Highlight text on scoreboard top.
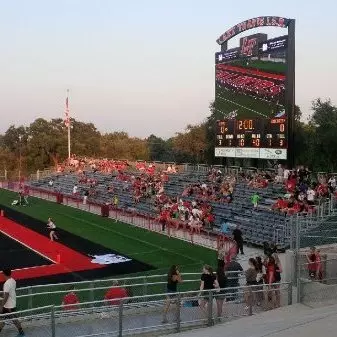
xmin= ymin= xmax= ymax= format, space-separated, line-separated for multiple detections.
xmin=216 ymin=16 xmax=291 ymax=45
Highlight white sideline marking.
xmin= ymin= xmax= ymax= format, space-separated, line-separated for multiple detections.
xmin=0 ymin=228 xmax=56 ymax=264
xmin=217 ymin=94 xmax=269 ymax=118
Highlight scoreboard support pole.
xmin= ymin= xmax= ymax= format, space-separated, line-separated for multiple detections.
xmin=286 ymin=19 xmax=296 ymax=169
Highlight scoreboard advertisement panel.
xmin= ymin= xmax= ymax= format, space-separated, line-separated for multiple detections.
xmin=214 ymin=17 xmax=295 ymax=162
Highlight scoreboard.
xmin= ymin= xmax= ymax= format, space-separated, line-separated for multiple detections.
xmin=215 ymin=118 xmax=287 ymax=160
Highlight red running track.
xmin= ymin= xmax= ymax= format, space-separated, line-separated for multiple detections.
xmin=0 ymin=217 xmax=104 ymax=282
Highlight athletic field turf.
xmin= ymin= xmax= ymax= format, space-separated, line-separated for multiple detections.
xmin=0 ymin=188 xmax=218 ymax=310
xmin=215 ymin=58 xmax=286 ymax=119
xmin=215 ymin=85 xmax=284 ymax=119
xmin=0 ymin=188 xmax=216 ymax=281
xmin=228 ymin=59 xmax=286 ymax=74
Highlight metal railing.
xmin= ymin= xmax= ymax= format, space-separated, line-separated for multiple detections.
xmin=16 ymin=272 xmax=248 ymax=311
xmin=2 ymin=283 xmax=292 ymax=337
xmin=287 ymin=195 xmax=337 ymax=250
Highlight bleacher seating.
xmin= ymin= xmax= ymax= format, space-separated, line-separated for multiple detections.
xmin=28 ymin=169 xmax=290 ymax=248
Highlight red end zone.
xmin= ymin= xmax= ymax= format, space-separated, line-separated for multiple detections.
xmin=0 ymin=218 xmax=104 ymax=282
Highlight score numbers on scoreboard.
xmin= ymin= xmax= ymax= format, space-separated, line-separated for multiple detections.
xmin=216 ymin=118 xmax=287 ymax=149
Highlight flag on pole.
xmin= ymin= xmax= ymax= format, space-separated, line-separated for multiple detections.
xmin=64 ymin=93 xmax=70 ymax=127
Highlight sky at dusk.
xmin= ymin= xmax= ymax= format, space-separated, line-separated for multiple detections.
xmin=1 ymin=0 xmax=336 ymax=138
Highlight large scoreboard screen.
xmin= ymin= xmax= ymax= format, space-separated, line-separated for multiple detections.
xmin=214 ymin=17 xmax=295 ymax=161
xmin=215 ymin=118 xmax=287 ymax=159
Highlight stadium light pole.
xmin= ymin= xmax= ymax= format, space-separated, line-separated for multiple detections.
xmin=18 ymin=135 xmax=22 ymax=181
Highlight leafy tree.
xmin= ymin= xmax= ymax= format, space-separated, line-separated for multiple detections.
xmin=71 ymin=120 xmax=101 ymax=157
xmin=2 ymin=125 xmax=28 ymax=154
xmin=172 ymin=124 xmax=207 ymax=163
xmin=26 ymin=118 xmax=67 ymax=169
xmin=309 ymin=99 xmax=337 ymax=171
xmin=147 ymin=135 xmax=174 ymax=162
xmin=101 ymin=132 xmax=149 ymax=160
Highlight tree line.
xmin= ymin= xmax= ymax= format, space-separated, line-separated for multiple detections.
xmin=0 ymin=98 xmax=337 ymax=176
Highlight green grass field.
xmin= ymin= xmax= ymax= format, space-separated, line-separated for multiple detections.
xmin=0 ymin=189 xmax=216 ymax=309
xmin=215 ymin=85 xmax=284 ymax=119
xmin=215 ymin=57 xmax=286 ymax=119
xmin=229 ymin=59 xmax=286 ymax=74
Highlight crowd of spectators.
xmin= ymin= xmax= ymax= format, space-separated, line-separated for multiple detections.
xmin=155 ymin=169 xmax=238 ymax=234
xmin=157 ymin=198 xmax=215 ymax=234
xmin=56 ymin=156 xmax=130 ymax=174
xmin=271 ymin=165 xmax=335 ymax=215
xmin=50 ymin=156 xmax=337 ymax=233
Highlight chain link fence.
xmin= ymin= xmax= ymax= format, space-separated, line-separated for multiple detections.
xmin=289 ymin=195 xmax=337 ymax=307
xmin=2 ymin=283 xmax=292 ymax=337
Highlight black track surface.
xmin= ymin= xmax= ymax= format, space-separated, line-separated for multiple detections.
xmin=0 ymin=231 xmax=52 ymax=269
xmin=0 ymin=204 xmax=154 ymax=287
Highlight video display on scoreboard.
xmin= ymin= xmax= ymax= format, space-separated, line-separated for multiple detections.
xmin=214 ymin=33 xmax=289 ymax=160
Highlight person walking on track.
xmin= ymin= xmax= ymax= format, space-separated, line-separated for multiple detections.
xmin=47 ymin=217 xmax=59 ymax=241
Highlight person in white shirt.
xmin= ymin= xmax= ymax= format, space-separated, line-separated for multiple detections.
xmin=328 ymin=176 xmax=336 ymax=192
xmin=307 ymin=187 xmax=316 ymax=205
xmin=0 ymin=269 xmax=25 ymax=336
xmin=73 ymin=185 xmax=78 ymax=195
xmin=283 ymin=169 xmax=290 ymax=181
xmin=47 ymin=217 xmax=59 ymax=241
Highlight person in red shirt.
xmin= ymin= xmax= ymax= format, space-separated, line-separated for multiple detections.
xmin=317 ymin=184 xmax=328 ymax=198
xmin=159 ymin=209 xmax=170 ymax=232
xmin=306 ymin=247 xmax=322 ymax=280
xmin=272 ymin=197 xmax=287 ymax=211
xmin=104 ymin=281 xmax=128 ymax=306
xmin=285 ymin=176 xmax=297 ymax=193
xmin=62 ymin=286 xmax=80 ymax=310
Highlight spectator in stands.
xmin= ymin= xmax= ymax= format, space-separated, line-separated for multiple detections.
xmin=159 ymin=208 xmax=170 ymax=232
xmin=286 ymin=174 xmax=297 ymax=193
xmin=189 ymin=214 xmax=202 ymax=234
xmin=283 ymin=167 xmax=290 ymax=181
xmin=251 ymin=192 xmax=260 ymax=209
xmin=233 ymin=225 xmax=244 ymax=255
xmin=306 ymin=186 xmax=316 ymax=205
xmin=162 ymin=265 xmax=182 ymax=324
xmin=49 ymin=179 xmax=54 ymax=187
xmin=316 ymin=182 xmax=329 ymax=199
xmin=271 ymin=197 xmax=287 ymax=212
xmin=224 ymin=256 xmax=243 ymax=301
xmin=72 ymin=184 xmax=78 ymax=195
xmin=62 ymin=286 xmax=80 ymax=310
xmin=275 ymin=164 xmax=284 ymax=183
xmin=104 ymin=281 xmax=128 ymax=306
xmin=112 ymin=195 xmax=119 ymax=208
xmin=328 ymin=176 xmax=336 ymax=193
xmin=83 ymin=190 xmax=89 ymax=205
xmin=297 ymin=166 xmax=309 ymax=183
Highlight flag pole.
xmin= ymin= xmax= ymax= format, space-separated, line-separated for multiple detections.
xmin=66 ymin=89 xmax=71 ymax=161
